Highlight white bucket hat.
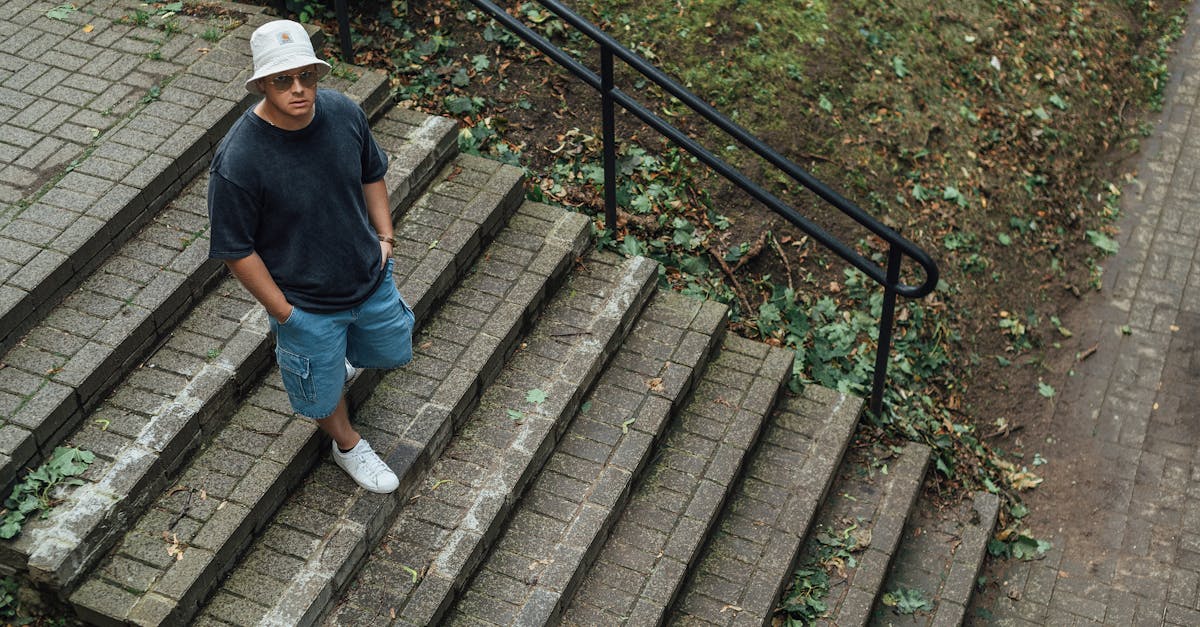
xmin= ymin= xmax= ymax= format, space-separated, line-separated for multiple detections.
xmin=245 ymin=20 xmax=331 ymax=95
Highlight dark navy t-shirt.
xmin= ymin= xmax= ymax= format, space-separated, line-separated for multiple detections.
xmin=207 ymin=90 xmax=389 ymax=312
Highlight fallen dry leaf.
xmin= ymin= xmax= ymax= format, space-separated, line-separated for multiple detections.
xmin=163 ymin=532 xmax=185 ymax=561
xmin=646 ymin=377 xmax=664 ymax=392
xmin=1009 ymin=470 xmax=1043 ymax=491
xmin=82 ymin=24 xmax=93 ymax=33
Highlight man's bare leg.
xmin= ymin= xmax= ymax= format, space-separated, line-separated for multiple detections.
xmin=321 ymin=394 xmax=397 ymax=492
xmin=316 ymin=396 xmax=360 ymax=451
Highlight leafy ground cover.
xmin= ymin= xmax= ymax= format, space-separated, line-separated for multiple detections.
xmin=0 ymin=447 xmax=94 ymax=540
xmin=245 ymin=0 xmax=1182 ymax=619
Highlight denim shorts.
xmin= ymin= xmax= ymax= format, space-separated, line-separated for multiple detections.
xmin=269 ymin=259 xmax=414 ymax=418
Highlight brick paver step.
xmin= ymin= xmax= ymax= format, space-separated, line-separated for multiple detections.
xmin=0 ymin=173 xmax=217 ymax=492
xmin=196 ymin=246 xmax=648 ymax=627
xmin=402 ymin=290 xmax=728 ymax=626
xmin=65 ymin=156 xmax=537 ymax=626
xmin=661 ymin=385 xmax=863 ymax=627
xmin=0 ymin=1 xmax=271 ymax=356
xmin=196 ymin=206 xmax=604 ymax=624
xmin=870 ymin=491 xmax=999 ymax=627
xmin=783 ymin=441 xmax=931 ymax=627
xmin=559 ymin=335 xmax=794 ymax=627
xmin=70 ymin=199 xmax=580 ymax=624
xmin=189 ymin=239 xmax=638 ymax=624
xmin=0 ymin=59 xmax=394 ymax=495
xmin=0 ymin=102 xmax=452 ymax=594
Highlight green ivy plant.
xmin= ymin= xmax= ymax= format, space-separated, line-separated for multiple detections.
xmin=779 ymin=567 xmax=829 ymax=624
xmin=0 ymin=447 xmax=95 ymax=539
xmin=987 ymin=533 xmax=1052 ymax=561
xmin=0 ymin=576 xmax=17 ymax=619
xmin=781 ymin=523 xmax=869 ymax=623
xmin=881 ymin=586 xmax=933 ymax=615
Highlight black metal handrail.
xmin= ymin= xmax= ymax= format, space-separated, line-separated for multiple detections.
xmin=331 ymin=0 xmax=939 ymax=415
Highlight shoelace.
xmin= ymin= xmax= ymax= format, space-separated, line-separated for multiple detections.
xmin=348 ymin=446 xmax=390 ymax=475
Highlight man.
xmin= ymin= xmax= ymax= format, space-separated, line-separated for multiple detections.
xmin=207 ymin=20 xmax=413 ymax=494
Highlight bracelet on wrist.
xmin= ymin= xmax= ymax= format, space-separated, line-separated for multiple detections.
xmin=378 ymin=233 xmax=395 ymax=246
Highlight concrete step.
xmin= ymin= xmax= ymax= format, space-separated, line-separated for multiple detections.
xmin=869 ymin=492 xmax=999 ymax=627
xmin=0 ymin=102 xmax=451 ymax=593
xmin=65 ymin=156 xmax=537 ymax=626
xmin=413 ymin=290 xmax=728 ymax=626
xmin=784 ymin=441 xmax=932 ymax=627
xmin=0 ymin=5 xmax=274 ymax=356
xmin=661 ymin=385 xmax=863 ymax=627
xmin=195 ymin=244 xmax=647 ymax=627
xmin=0 ymin=60 xmax=394 ymax=494
xmin=558 ymin=335 xmax=793 ymax=626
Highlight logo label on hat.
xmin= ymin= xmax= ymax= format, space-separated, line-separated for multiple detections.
xmin=277 ymin=32 xmax=293 ymax=45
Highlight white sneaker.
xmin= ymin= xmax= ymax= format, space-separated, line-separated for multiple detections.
xmin=332 ymin=439 xmax=399 ymax=493
xmin=344 ymin=358 xmax=358 ymax=383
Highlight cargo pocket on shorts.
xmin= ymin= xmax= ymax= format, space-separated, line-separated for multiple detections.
xmin=276 ymin=347 xmax=316 ymax=403
xmin=396 ymin=293 xmax=415 ymax=367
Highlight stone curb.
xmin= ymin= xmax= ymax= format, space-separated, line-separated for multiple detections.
xmin=426 ymin=291 xmax=728 ymax=626
xmin=808 ymin=441 xmax=932 ymax=627
xmin=561 ymin=334 xmax=794 ymax=626
xmin=874 ymin=491 xmax=1000 ymax=627
xmin=934 ymin=492 xmax=999 ymax=627
xmin=191 ymin=207 xmax=597 ymax=627
xmin=845 ymin=443 xmax=931 ymax=626
xmin=664 ymin=385 xmax=863 ymax=627
xmin=67 ymin=156 xmax=531 ymax=626
xmin=1 ymin=101 xmax=445 ymax=593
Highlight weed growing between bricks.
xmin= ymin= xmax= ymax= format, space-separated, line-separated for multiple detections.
xmin=255 ymin=0 xmax=1182 ymax=608
xmin=0 ymin=446 xmax=94 ymax=539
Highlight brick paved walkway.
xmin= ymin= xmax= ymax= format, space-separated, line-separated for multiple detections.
xmin=970 ymin=1 xmax=1200 ymax=624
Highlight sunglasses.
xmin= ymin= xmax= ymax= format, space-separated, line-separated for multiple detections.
xmin=265 ymin=69 xmax=319 ymax=91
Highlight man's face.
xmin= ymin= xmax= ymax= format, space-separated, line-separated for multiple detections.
xmin=259 ymin=64 xmax=319 ymax=121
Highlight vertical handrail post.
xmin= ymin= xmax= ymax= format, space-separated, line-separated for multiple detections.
xmin=334 ymin=0 xmax=353 ymax=61
xmin=600 ymin=45 xmax=617 ymax=232
xmin=871 ymin=245 xmax=903 ymax=417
